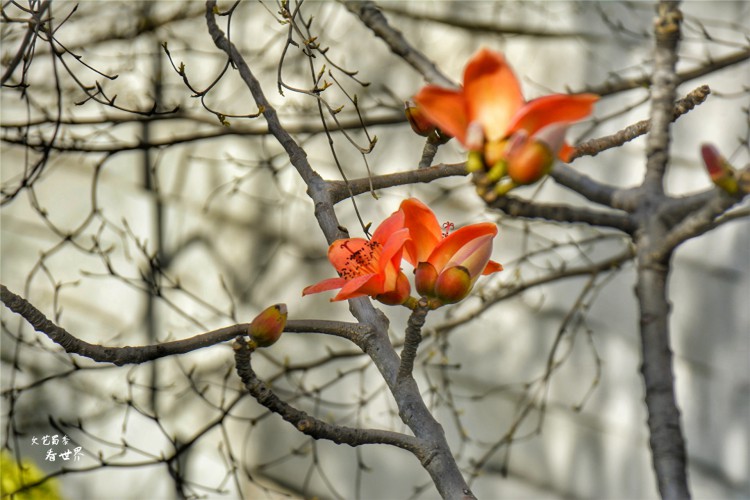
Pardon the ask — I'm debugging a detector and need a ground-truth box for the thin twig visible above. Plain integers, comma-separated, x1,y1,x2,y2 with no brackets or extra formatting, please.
570,84,711,161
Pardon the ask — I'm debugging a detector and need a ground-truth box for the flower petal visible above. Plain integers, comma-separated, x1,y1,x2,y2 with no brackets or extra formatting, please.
482,260,503,275
333,273,383,301
444,234,494,278
302,277,348,296
463,48,524,142
372,208,405,245
399,198,442,266
378,228,410,290
507,93,599,138
414,86,469,145
557,143,575,162
427,222,498,273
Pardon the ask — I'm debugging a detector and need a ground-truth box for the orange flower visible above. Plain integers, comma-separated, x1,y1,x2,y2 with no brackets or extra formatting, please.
414,49,598,188
302,210,411,304
399,198,502,304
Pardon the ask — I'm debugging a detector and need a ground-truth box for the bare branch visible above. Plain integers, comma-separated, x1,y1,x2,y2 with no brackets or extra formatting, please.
380,4,608,41
0,283,369,365
397,299,429,383
341,1,455,88
1,1,51,86
487,195,637,233
233,336,422,453
635,3,692,498
580,46,750,97
570,84,711,161
329,163,467,203
652,188,749,261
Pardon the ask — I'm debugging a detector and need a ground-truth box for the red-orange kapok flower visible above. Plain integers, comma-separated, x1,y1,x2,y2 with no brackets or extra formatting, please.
399,198,502,305
302,210,412,305
414,48,598,194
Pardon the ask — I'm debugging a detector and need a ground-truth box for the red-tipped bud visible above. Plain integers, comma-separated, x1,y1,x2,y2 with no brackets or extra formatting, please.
248,304,287,348
376,272,412,305
405,100,438,137
701,144,725,180
415,261,439,297
434,265,472,304
701,143,739,195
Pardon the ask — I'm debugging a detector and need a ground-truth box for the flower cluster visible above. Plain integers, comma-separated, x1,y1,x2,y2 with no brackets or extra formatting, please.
303,198,502,308
411,48,598,199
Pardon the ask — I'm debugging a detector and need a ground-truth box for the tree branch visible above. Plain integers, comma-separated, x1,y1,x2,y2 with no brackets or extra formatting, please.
341,0,455,88
0,283,370,365
651,188,749,261
380,4,607,41
1,1,51,86
580,46,750,97
487,194,637,233
329,163,467,203
433,249,635,335
233,335,422,453
397,299,429,383
569,84,711,161
0,283,241,365
205,3,476,497
635,3,692,498
643,2,683,192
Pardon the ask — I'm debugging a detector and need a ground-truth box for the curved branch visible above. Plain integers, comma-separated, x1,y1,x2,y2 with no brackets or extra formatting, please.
233,335,422,453
1,113,406,153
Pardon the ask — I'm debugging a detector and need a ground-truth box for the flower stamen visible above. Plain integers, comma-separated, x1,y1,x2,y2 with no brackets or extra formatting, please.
441,221,455,238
